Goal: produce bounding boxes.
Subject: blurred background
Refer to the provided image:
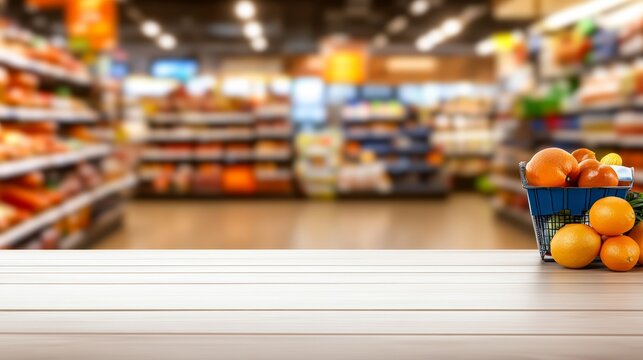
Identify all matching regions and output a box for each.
[0,0,641,250]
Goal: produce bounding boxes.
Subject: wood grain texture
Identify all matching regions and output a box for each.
[0,250,639,359]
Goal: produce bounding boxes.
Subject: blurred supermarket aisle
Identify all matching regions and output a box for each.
[95,194,535,249]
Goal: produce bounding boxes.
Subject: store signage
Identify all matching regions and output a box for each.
[66,0,117,52]
[323,49,367,84]
[321,39,368,84]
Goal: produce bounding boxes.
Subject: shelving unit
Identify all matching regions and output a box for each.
[138,107,296,197]
[339,106,449,197]
[0,21,136,249]
[0,176,136,248]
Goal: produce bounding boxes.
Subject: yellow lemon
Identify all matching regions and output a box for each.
[600,153,623,166]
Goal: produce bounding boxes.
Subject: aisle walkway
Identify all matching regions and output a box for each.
[95,194,535,249]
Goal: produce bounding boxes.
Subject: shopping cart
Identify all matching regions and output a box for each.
[519,161,634,261]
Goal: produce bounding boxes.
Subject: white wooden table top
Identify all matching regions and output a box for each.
[0,250,641,359]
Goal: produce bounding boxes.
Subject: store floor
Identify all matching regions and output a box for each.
[94,194,535,250]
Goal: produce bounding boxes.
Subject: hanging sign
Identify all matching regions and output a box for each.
[66,0,117,52]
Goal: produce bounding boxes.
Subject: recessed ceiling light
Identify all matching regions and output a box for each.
[235,1,256,20]
[416,35,435,52]
[441,18,462,37]
[141,21,161,37]
[409,0,430,16]
[243,21,263,38]
[387,15,409,34]
[158,34,177,50]
[251,37,268,51]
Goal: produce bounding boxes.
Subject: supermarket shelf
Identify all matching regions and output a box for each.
[386,163,439,174]
[59,206,125,250]
[0,106,99,123]
[146,133,256,142]
[0,144,113,179]
[542,51,643,82]
[255,131,294,140]
[343,116,406,124]
[254,107,290,120]
[370,145,431,156]
[254,152,293,161]
[256,170,294,180]
[551,131,643,147]
[345,133,394,141]
[140,152,292,162]
[0,52,91,86]
[0,175,137,248]
[490,175,525,193]
[149,112,254,125]
[346,129,429,142]
[446,151,494,158]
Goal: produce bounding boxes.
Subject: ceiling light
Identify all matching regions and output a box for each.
[409,0,430,16]
[158,34,176,50]
[141,21,161,37]
[475,39,495,56]
[251,37,268,51]
[427,29,446,44]
[416,35,435,52]
[243,21,263,38]
[235,1,256,20]
[387,15,409,34]
[441,18,462,37]
[373,34,388,48]
[541,0,630,31]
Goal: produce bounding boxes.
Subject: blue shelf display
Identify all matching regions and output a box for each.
[338,85,450,197]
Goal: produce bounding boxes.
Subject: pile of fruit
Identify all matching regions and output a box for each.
[552,197,641,272]
[525,147,643,271]
[526,147,624,187]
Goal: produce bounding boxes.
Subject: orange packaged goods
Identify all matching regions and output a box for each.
[193,164,222,193]
[222,165,256,194]
[13,172,45,188]
[0,185,53,212]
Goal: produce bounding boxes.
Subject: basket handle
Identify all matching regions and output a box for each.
[519,161,528,187]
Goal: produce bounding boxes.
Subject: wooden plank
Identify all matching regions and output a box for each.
[1,310,643,335]
[0,334,640,360]
[1,283,643,310]
[0,250,540,266]
[0,265,576,273]
[1,271,642,284]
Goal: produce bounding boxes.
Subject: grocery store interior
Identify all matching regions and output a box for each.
[0,0,641,250]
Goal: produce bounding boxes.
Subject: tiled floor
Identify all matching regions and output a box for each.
[95,194,535,250]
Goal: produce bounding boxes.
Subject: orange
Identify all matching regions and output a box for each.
[589,197,635,236]
[600,236,640,271]
[577,159,600,174]
[627,222,643,265]
[551,224,601,269]
[526,148,579,187]
[578,164,619,187]
[572,148,596,162]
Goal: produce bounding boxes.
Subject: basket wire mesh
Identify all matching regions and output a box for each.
[532,211,589,261]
